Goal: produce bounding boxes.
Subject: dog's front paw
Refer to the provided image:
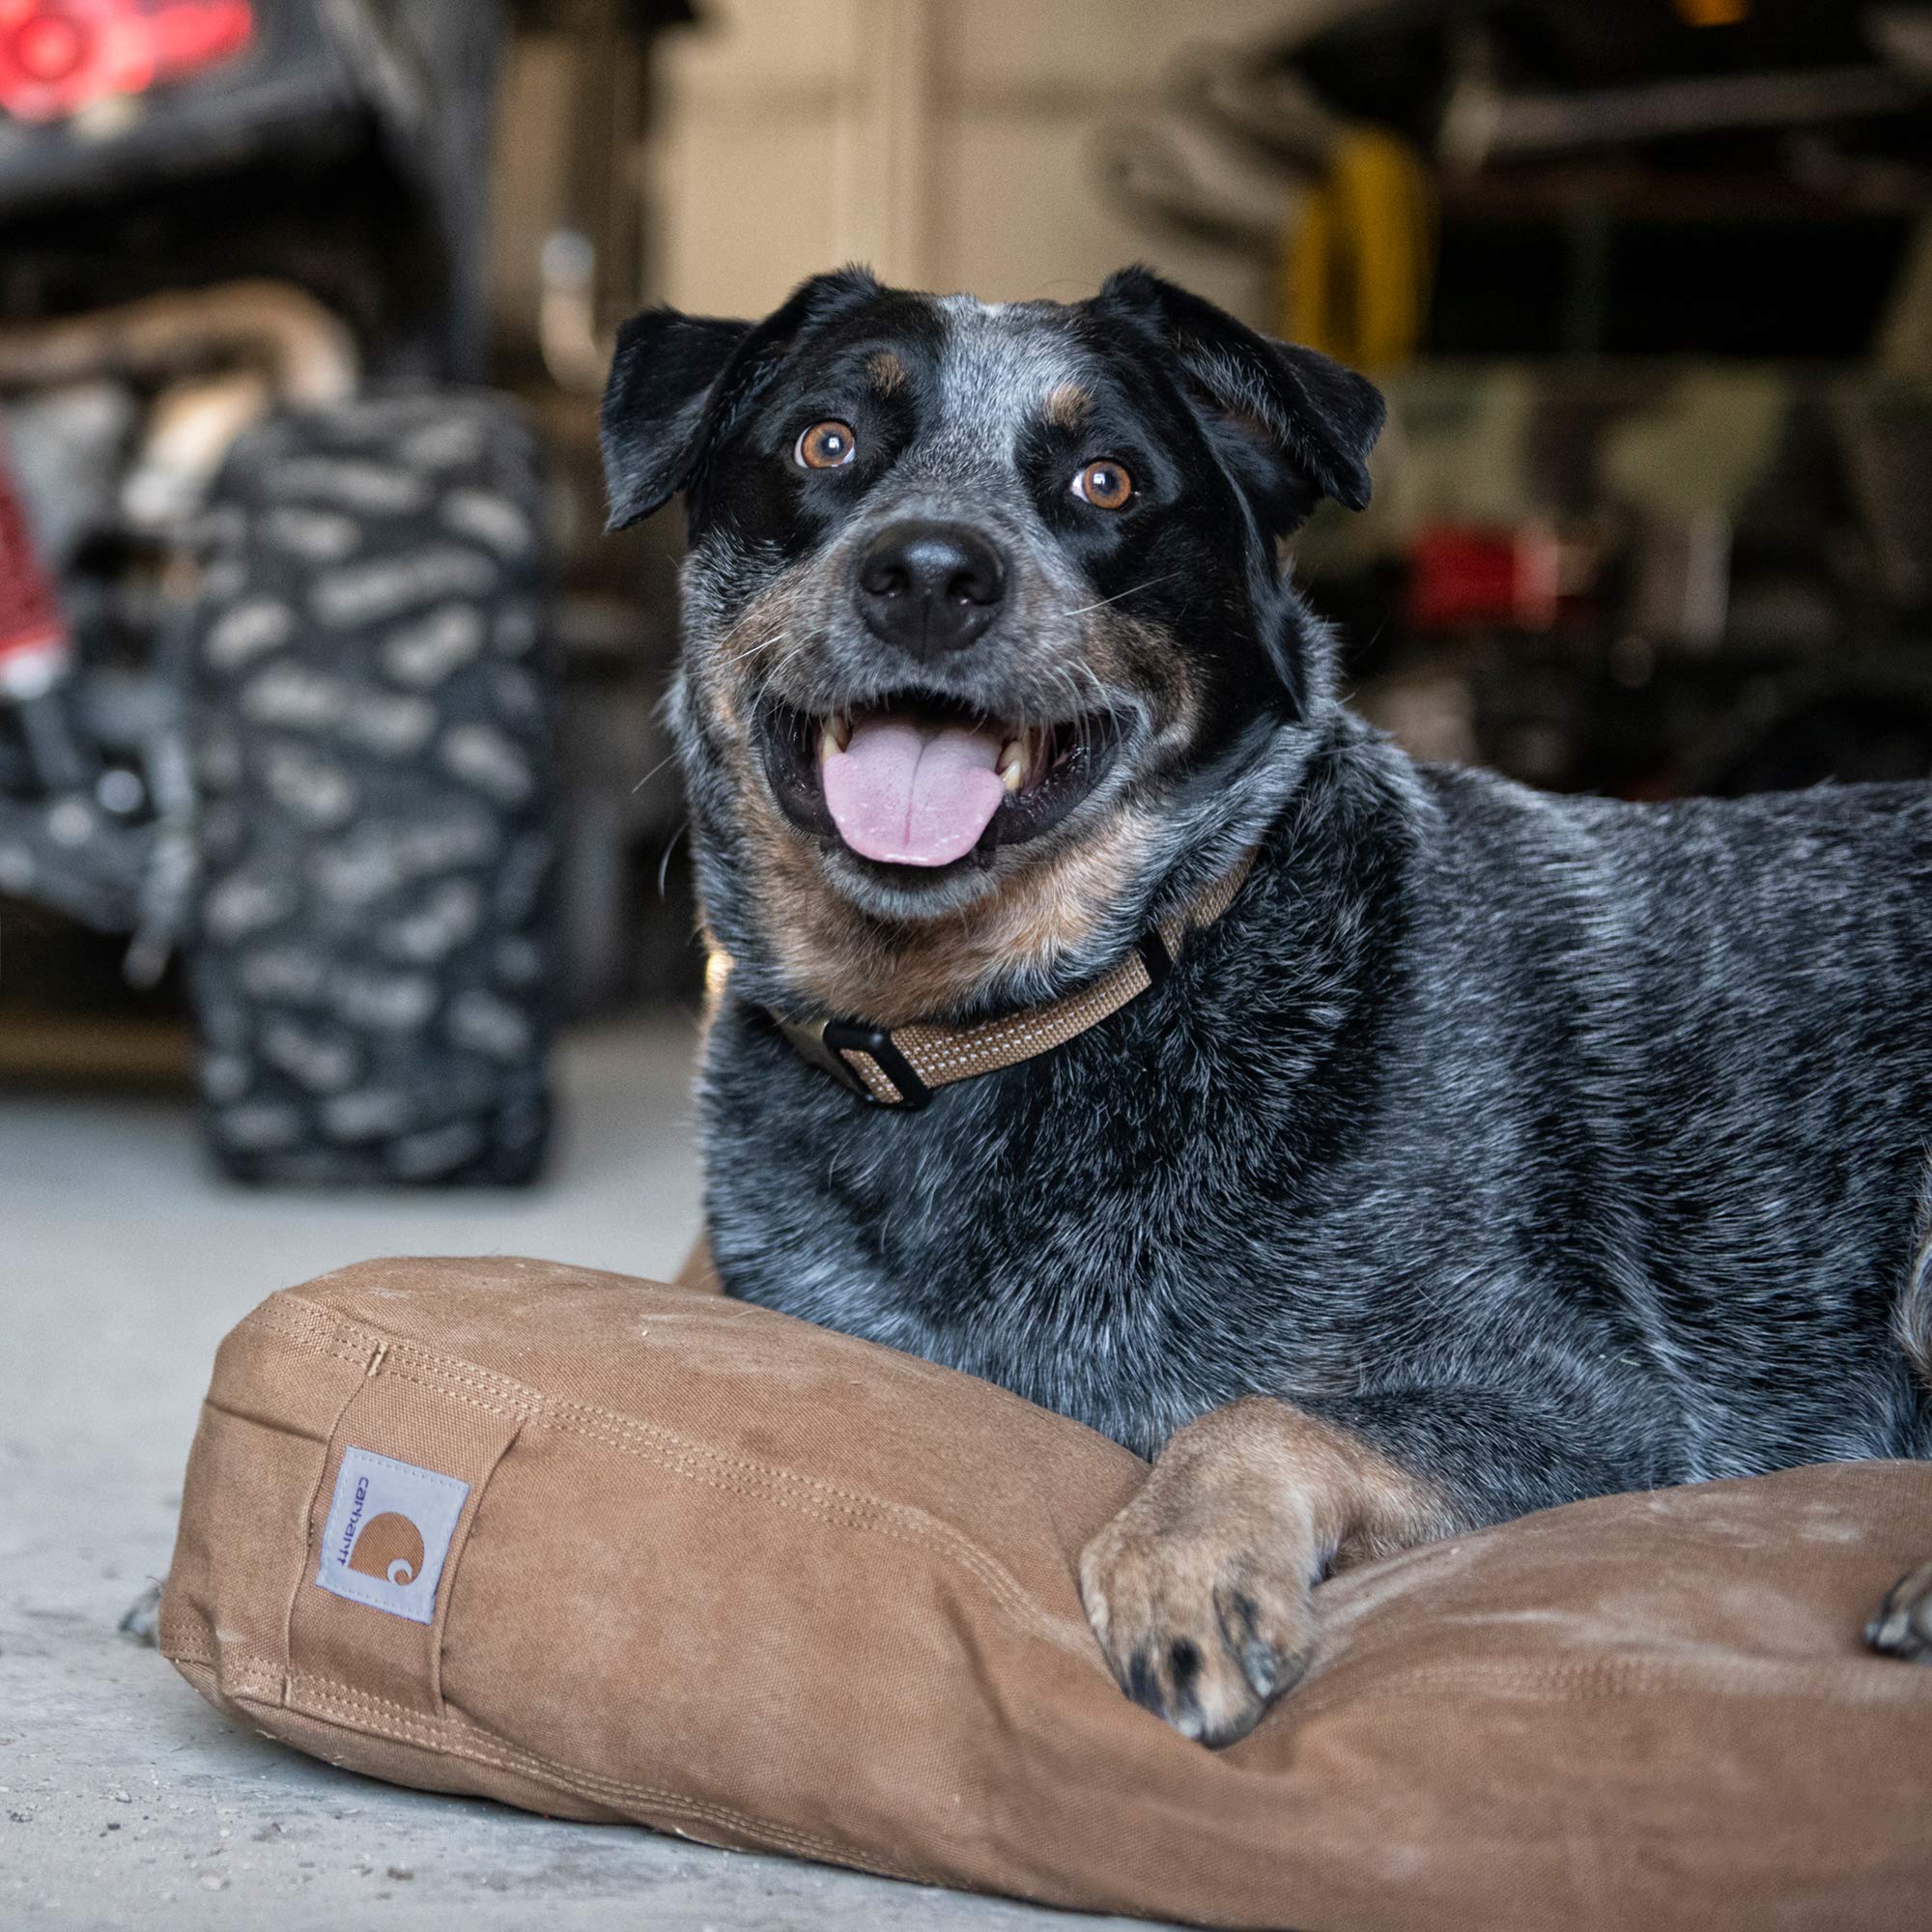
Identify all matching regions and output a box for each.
[1078,1505,1315,1747]
[1867,1556,1932,1662]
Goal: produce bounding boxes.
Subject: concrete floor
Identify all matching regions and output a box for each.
[1,1017,1148,1931]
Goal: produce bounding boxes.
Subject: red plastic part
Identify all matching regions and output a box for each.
[1406,523,1563,633]
[0,432,70,697]
[0,0,252,124]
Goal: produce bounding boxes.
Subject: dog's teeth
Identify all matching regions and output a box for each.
[819,717,850,763]
[999,731,1030,793]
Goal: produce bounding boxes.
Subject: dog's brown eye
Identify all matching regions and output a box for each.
[1072,458,1133,510]
[795,420,857,470]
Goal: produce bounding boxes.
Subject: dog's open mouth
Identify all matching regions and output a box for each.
[759,694,1123,869]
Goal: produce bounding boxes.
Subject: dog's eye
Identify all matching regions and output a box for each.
[795,420,858,470]
[1071,459,1133,510]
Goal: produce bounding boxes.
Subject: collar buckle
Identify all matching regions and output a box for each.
[777,1017,933,1110]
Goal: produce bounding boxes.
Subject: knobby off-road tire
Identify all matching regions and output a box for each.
[187,394,556,1185]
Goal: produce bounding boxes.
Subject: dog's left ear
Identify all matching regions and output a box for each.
[1098,266,1384,535]
[601,264,882,530]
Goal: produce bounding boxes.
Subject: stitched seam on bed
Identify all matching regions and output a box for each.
[270,1297,1029,1556]
[1291,1649,1932,1715]
[245,1298,378,1366]
[376,1345,542,1412]
[271,1301,543,1413]
[251,1300,542,1415]
[361,1359,532,1422]
[294,1689,882,1869]
[301,1677,846,1855]
[165,1640,282,1702]
[263,1294,1094,1661]
[547,1392,966,1516]
[278,1671,939,1883]
[545,1408,1090,1657]
[244,1298,345,1349]
[536,1403,1090,1654]
[202,1641,856,1861]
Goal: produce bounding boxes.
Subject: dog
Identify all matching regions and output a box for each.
[601,265,1932,1747]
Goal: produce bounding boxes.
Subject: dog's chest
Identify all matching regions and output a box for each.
[701,1009,1352,1454]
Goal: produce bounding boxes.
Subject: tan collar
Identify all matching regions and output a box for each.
[742,849,1256,1109]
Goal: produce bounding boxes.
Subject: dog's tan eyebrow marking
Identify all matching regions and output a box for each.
[1041,381,1094,429]
[865,349,909,394]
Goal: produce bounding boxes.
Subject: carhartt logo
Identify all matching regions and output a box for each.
[348,1513,425,1585]
[316,1446,469,1624]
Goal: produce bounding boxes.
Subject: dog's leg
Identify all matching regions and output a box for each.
[1078,1397,1464,1746]
[1079,1388,1641,1746]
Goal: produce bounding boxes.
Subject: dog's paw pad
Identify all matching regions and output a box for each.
[1079,1521,1312,1747]
[1867,1558,1932,1662]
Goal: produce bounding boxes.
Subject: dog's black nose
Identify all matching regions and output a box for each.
[854,521,1006,657]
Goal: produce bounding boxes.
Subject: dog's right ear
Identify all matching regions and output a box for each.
[600,311,752,530]
[601,265,882,530]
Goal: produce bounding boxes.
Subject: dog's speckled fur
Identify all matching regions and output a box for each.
[604,266,1932,1745]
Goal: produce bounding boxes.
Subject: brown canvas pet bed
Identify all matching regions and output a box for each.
[159,1256,1932,1932]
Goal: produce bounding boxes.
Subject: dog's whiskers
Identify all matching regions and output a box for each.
[1063,572,1182,619]
[656,818,688,899]
[713,625,792,671]
[630,747,686,795]
[742,636,819,716]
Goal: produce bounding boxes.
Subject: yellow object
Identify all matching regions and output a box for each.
[1277,127,1435,369]
[1675,0,1749,25]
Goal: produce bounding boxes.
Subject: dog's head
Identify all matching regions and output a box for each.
[603,266,1382,1024]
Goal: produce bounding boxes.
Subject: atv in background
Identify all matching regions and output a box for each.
[0,0,556,1184]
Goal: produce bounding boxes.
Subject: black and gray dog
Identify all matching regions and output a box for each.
[602,264,1932,1746]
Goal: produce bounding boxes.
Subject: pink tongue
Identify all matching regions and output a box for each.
[821,716,1008,867]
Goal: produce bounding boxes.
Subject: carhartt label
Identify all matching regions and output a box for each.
[315,1446,469,1625]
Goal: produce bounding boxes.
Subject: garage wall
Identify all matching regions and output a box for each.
[644,0,1335,326]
